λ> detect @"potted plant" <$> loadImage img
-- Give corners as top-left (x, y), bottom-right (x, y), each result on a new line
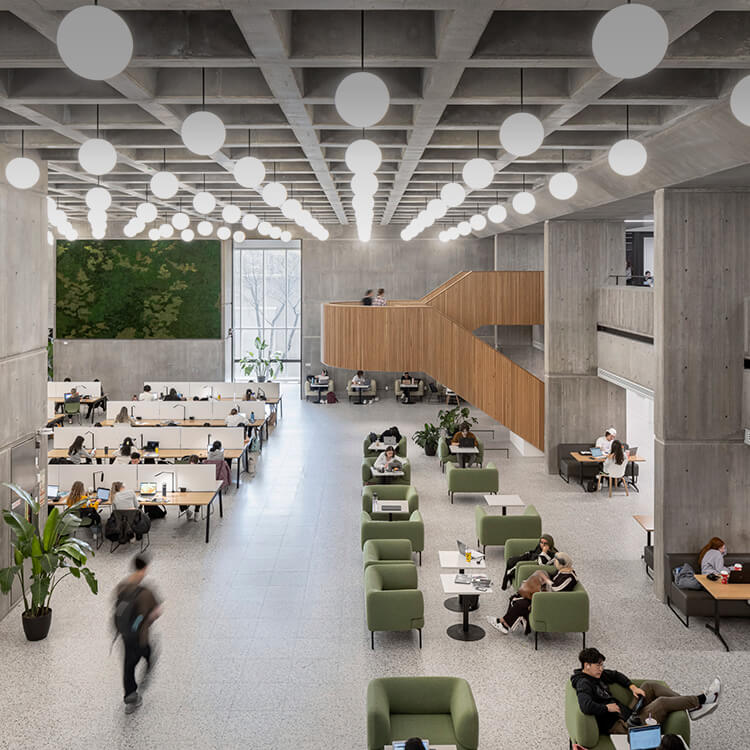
top-left (437, 406), bottom-right (478, 438)
top-left (0, 483), bottom-right (98, 641)
top-left (237, 335), bottom-right (284, 382)
top-left (412, 423), bottom-right (440, 456)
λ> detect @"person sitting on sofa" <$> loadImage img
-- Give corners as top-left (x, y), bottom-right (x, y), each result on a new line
top-left (373, 446), bottom-right (402, 473)
top-left (595, 427), bottom-right (617, 454)
top-left (501, 534), bottom-right (557, 590)
top-left (699, 537), bottom-right (727, 575)
top-left (451, 422), bottom-right (479, 466)
top-left (570, 646), bottom-right (720, 736)
top-left (487, 552), bottom-right (577, 635)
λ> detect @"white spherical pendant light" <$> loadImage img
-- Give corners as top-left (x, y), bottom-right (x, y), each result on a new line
top-left (78, 138), bottom-right (117, 175)
top-left (56, 5), bottom-right (133, 81)
top-left (730, 75), bottom-right (750, 126)
top-left (317, 227), bottom-right (329, 242)
top-left (270, 226), bottom-right (282, 239)
top-left (462, 158), bottom-right (494, 190)
top-left (258, 221), bottom-right (272, 236)
top-left (131, 218), bottom-right (145, 234)
top-left (87, 209), bottom-right (107, 226)
top-left (487, 204), bottom-right (507, 224)
top-left (351, 173), bottom-right (378, 196)
top-left (233, 156), bottom-right (265, 188)
top-left (280, 230), bottom-right (292, 243)
top-left (197, 220), bottom-right (213, 237)
top-left (181, 111), bottom-right (226, 156)
top-left (447, 227), bottom-right (460, 241)
top-left (193, 191), bottom-right (216, 215)
top-left (5, 157), bottom-right (40, 190)
top-left (457, 221), bottom-right (471, 237)
top-left (85, 186), bottom-right (112, 211)
top-left (159, 223), bottom-right (174, 239)
top-left (171, 212), bottom-right (190, 231)
top-left (92, 227), bottom-right (106, 240)
top-left (549, 172), bottom-right (579, 200)
top-left (148, 228), bottom-right (160, 241)
top-left (217, 226), bottom-right (231, 240)
top-left (242, 213), bottom-right (259, 231)
top-left (335, 72), bottom-right (390, 128)
top-left (440, 182), bottom-right (466, 208)
top-left (65, 228), bottom-right (78, 241)
top-left (262, 182), bottom-right (287, 207)
top-left (181, 228), bottom-right (195, 243)
top-left (439, 231), bottom-right (450, 243)
top-left (427, 198), bottom-right (448, 220)
top-left (281, 199), bottom-right (301, 220)
top-left (233, 230), bottom-right (246, 243)
top-left (400, 228), bottom-right (412, 242)
top-left (353, 194), bottom-right (374, 213)
top-left (222, 204), bottom-right (241, 224)
top-left (123, 223), bottom-right (136, 238)
top-left (150, 171), bottom-right (179, 200)
top-left (499, 112), bottom-right (545, 157)
top-left (469, 213), bottom-right (487, 231)
top-left (512, 191), bottom-right (536, 215)
top-left (136, 201), bottom-right (158, 224)
top-left (608, 139), bottom-right (647, 176)
top-left (345, 139), bottom-right (382, 173)
top-left (593, 4), bottom-right (668, 79)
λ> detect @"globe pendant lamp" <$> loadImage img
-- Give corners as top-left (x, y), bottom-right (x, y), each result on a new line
top-left (270, 226), bottom-right (282, 239)
top-left (5, 132), bottom-right (40, 190)
top-left (233, 230), bottom-right (246, 243)
top-left (197, 220), bottom-right (213, 237)
top-left (78, 105), bottom-right (117, 175)
top-left (242, 213), bottom-right (259, 231)
top-left (440, 163), bottom-right (466, 208)
top-left (487, 203), bottom-right (507, 224)
top-left (500, 71), bottom-right (544, 157)
top-left (148, 228), bottom-right (160, 241)
top-left (171, 209), bottom-right (190, 231)
top-left (262, 182), bottom-right (287, 208)
top-left (730, 75), bottom-right (750, 126)
top-left (462, 132), bottom-right (494, 190)
top-left (281, 230), bottom-right (292, 242)
top-left (593, 4), bottom-right (668, 79)
top-left (281, 198), bottom-right (302, 220)
top-left (457, 220), bottom-right (471, 237)
top-left (548, 149), bottom-right (579, 200)
top-left (608, 107), bottom-right (647, 176)
top-left (222, 194), bottom-right (241, 225)
top-left (182, 69), bottom-right (226, 156)
top-left (351, 172), bottom-right (378, 197)
top-left (512, 175), bottom-right (536, 215)
top-left (234, 130), bottom-right (266, 188)
top-left (181, 228), bottom-right (194, 242)
top-left (193, 175), bottom-right (216, 214)
top-left (56, 5), bottom-right (133, 81)
top-left (150, 149), bottom-right (179, 199)
top-left (159, 223), bottom-right (174, 239)
top-left (136, 187), bottom-right (158, 224)
top-left (469, 212), bottom-right (487, 231)
top-left (334, 12), bottom-right (389, 128)
top-left (345, 139), bottom-right (382, 174)
top-left (427, 197), bottom-right (447, 220)
top-left (217, 226), bottom-right (231, 240)
top-left (86, 185), bottom-right (112, 211)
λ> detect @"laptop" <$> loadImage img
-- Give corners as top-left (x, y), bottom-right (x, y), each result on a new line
top-left (628, 724), bottom-right (661, 749)
top-left (383, 435), bottom-right (397, 445)
top-left (458, 436), bottom-right (475, 448)
top-left (391, 741), bottom-right (428, 750)
top-left (47, 484), bottom-right (59, 501)
top-left (728, 567), bottom-right (750, 583)
top-left (63, 393), bottom-right (72, 402)
top-left (139, 481), bottom-right (157, 496)
top-left (629, 446), bottom-right (639, 458)
top-left (591, 447), bottom-right (603, 458)
top-left (145, 440), bottom-right (159, 451)
top-left (456, 540), bottom-right (484, 561)
top-left (96, 487), bottom-right (110, 503)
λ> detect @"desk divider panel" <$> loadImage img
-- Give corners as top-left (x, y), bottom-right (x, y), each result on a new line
top-left (159, 401), bottom-right (213, 420)
top-left (49, 464), bottom-right (138, 493)
top-left (47, 382), bottom-right (102, 398)
top-left (179, 426), bottom-right (244, 450)
top-left (137, 464), bottom-right (218, 492)
top-left (147, 381), bottom-right (280, 399)
top-left (105, 401), bottom-right (161, 420)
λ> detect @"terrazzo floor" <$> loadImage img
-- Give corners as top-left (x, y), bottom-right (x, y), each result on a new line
top-left (0, 387), bottom-right (746, 749)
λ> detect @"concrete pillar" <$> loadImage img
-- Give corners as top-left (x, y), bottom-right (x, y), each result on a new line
top-left (544, 220), bottom-right (627, 473)
top-left (653, 189), bottom-right (750, 598)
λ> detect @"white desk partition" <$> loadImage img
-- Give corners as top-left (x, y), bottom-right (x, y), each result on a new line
top-left (48, 464), bottom-right (138, 494)
top-left (105, 401), bottom-right (161, 420)
top-left (211, 401), bottom-right (247, 419)
top-left (161, 401), bottom-right (213, 420)
top-left (137, 464), bottom-right (219, 492)
top-left (48, 382), bottom-right (102, 398)
top-left (54, 425), bottom-right (242, 451)
top-left (179, 426), bottom-right (244, 450)
top-left (146, 381), bottom-right (280, 400)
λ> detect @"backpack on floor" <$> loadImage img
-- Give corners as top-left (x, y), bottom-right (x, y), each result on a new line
top-left (144, 504), bottom-right (166, 520)
top-left (326, 391), bottom-right (338, 403)
top-left (586, 478), bottom-right (599, 493)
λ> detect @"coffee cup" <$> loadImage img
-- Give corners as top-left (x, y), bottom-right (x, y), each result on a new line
top-left (733, 563), bottom-right (742, 571)
top-left (720, 569), bottom-right (729, 584)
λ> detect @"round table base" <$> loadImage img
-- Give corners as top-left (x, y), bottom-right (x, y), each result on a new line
top-left (447, 623), bottom-right (485, 641)
top-left (444, 596), bottom-right (479, 613)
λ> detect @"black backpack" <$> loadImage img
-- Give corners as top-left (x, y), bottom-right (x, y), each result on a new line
top-left (114, 585), bottom-right (144, 645)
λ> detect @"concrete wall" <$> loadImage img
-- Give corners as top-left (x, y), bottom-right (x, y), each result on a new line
top-left (302, 225), bottom-right (493, 391)
top-left (494, 233), bottom-right (543, 271)
top-left (0, 145), bottom-right (48, 621)
top-left (597, 332), bottom-right (655, 392)
top-left (597, 286), bottom-right (654, 337)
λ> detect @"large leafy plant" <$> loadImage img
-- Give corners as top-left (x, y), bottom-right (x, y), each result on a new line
top-left (238, 335), bottom-right (284, 381)
top-left (412, 422), bottom-right (440, 451)
top-left (0, 483), bottom-right (98, 617)
top-left (437, 406), bottom-right (478, 437)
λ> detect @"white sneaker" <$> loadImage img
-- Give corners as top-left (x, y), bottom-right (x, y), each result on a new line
top-left (486, 616), bottom-right (508, 634)
top-left (186, 509), bottom-right (193, 521)
top-left (510, 617), bottom-right (526, 633)
top-left (374, 397), bottom-right (380, 402)
top-left (689, 677), bottom-right (720, 721)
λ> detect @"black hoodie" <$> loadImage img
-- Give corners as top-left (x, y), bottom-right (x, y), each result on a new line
top-left (570, 668), bottom-right (633, 734)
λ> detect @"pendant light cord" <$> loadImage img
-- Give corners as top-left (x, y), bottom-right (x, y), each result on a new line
top-left (476, 130), bottom-right (480, 158)
top-left (96, 104), bottom-right (100, 139)
top-left (361, 10), bottom-right (365, 69)
top-left (626, 105), bottom-right (630, 139)
top-left (163, 147), bottom-right (166, 171)
top-left (561, 148), bottom-right (566, 172)
top-left (202, 68), bottom-right (206, 109)
top-left (520, 69), bottom-right (524, 111)
top-left (20, 130), bottom-right (24, 156)
top-left (248, 129), bottom-right (252, 156)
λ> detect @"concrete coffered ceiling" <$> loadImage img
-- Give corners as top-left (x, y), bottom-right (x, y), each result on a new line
top-left (1, 0), bottom-right (750, 233)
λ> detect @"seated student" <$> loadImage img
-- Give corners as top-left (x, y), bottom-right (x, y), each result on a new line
top-left (207, 440), bottom-right (224, 462)
top-left (129, 452), bottom-right (141, 465)
top-left (316, 368), bottom-right (330, 383)
top-left (352, 370), bottom-right (368, 386)
top-left (113, 439), bottom-right (134, 465)
top-left (114, 406), bottom-right (132, 424)
top-left (373, 446), bottom-right (402, 473)
top-left (373, 288), bottom-right (387, 306)
top-left (404, 740), bottom-right (425, 750)
top-left (451, 422), bottom-right (479, 466)
top-left (501, 534), bottom-right (557, 590)
top-left (570, 647), bottom-right (720, 736)
top-left (699, 537), bottom-right (727, 575)
top-left (487, 552), bottom-right (577, 635)
top-left (595, 428), bottom-right (617, 454)
top-left (598, 439), bottom-right (628, 488)
top-left (659, 736), bottom-right (688, 750)
top-left (67, 387), bottom-right (81, 403)
top-left (111, 481), bottom-right (139, 510)
top-left (400, 371), bottom-right (413, 384)
top-left (163, 387), bottom-right (182, 401)
top-left (225, 408), bottom-right (247, 427)
top-left (67, 435), bottom-right (95, 464)
top-left (138, 385), bottom-right (158, 401)
top-left (64, 481), bottom-right (102, 540)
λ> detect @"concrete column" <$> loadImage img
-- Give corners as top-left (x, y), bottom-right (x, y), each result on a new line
top-left (544, 220), bottom-right (627, 473)
top-left (653, 189), bottom-right (750, 598)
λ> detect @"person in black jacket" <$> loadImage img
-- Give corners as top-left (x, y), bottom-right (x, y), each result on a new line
top-left (570, 647), bottom-right (721, 736)
top-left (501, 533), bottom-right (557, 590)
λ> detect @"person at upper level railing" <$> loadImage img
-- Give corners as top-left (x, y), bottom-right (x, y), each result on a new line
top-left (372, 288), bottom-right (387, 306)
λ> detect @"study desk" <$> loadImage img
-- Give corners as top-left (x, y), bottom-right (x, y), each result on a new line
top-left (569, 452), bottom-right (645, 490)
top-left (484, 494), bottom-right (524, 515)
top-left (350, 384), bottom-right (369, 404)
top-left (399, 382), bottom-right (419, 404)
top-left (309, 382), bottom-right (329, 403)
top-left (449, 444), bottom-right (479, 467)
top-left (695, 574), bottom-right (750, 652)
top-left (370, 467), bottom-right (405, 483)
top-left (100, 417), bottom-right (268, 443)
top-left (440, 573), bottom-right (492, 641)
top-left (633, 514), bottom-right (655, 579)
top-left (439, 551), bottom-right (486, 613)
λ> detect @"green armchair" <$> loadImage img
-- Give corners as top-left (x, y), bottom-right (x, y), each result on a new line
top-left (362, 485), bottom-right (419, 521)
top-left (362, 457), bottom-right (411, 486)
top-left (367, 676), bottom-right (479, 750)
top-left (504, 538), bottom-right (556, 588)
top-left (363, 434), bottom-right (407, 458)
top-left (363, 539), bottom-right (414, 569)
top-left (565, 678), bottom-right (691, 750)
top-left (446, 461), bottom-right (498, 503)
top-left (475, 504), bottom-right (542, 552)
top-left (438, 437), bottom-right (456, 472)
top-left (365, 563), bottom-right (424, 649)
top-left (361, 510), bottom-right (424, 564)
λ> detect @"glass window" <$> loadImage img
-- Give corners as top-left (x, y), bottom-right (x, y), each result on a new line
top-left (232, 240), bottom-right (302, 383)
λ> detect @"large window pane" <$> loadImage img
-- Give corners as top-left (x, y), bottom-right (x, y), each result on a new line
top-left (240, 249), bottom-right (264, 328)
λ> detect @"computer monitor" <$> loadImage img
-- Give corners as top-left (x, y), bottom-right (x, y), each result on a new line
top-left (63, 393), bottom-right (72, 401)
top-left (139, 482), bottom-right (157, 496)
top-left (96, 487), bottom-right (110, 503)
top-left (629, 724), bottom-right (662, 750)
top-left (392, 742), bottom-right (429, 750)
top-left (145, 440), bottom-right (159, 451)
top-left (47, 484), bottom-right (59, 500)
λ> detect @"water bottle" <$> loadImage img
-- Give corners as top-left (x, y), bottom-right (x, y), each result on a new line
top-left (373, 491), bottom-right (379, 513)
top-left (250, 411), bottom-right (255, 422)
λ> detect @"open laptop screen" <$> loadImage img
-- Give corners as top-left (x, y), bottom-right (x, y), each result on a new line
top-left (629, 725), bottom-right (661, 750)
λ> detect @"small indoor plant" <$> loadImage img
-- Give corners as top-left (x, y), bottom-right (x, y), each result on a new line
top-left (238, 335), bottom-right (284, 382)
top-left (438, 406), bottom-right (478, 438)
top-left (0, 483), bottom-right (98, 641)
top-left (412, 422), bottom-right (441, 456)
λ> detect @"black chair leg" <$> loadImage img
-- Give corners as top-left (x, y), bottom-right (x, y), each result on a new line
top-left (534, 631), bottom-right (538, 650)
top-left (418, 551), bottom-right (421, 566)
top-left (582, 632), bottom-right (586, 648)
top-left (371, 631), bottom-right (374, 650)
top-left (418, 629), bottom-right (422, 649)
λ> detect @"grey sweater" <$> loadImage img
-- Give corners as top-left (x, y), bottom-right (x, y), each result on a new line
top-left (701, 548), bottom-right (725, 575)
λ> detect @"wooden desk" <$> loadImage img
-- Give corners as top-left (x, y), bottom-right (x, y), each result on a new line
top-left (695, 574), bottom-right (750, 651)
top-left (569, 452), bottom-right (645, 490)
top-left (633, 514), bottom-right (654, 547)
top-left (101, 419), bottom-right (228, 427)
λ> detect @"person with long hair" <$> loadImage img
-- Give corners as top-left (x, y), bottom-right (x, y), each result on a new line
top-left (501, 534), bottom-right (557, 590)
top-left (67, 435), bottom-right (95, 464)
top-left (111, 481), bottom-right (139, 510)
top-left (602, 439), bottom-right (626, 473)
top-left (115, 406), bottom-right (131, 424)
top-left (113, 438), bottom-right (134, 465)
top-left (698, 537), bottom-right (727, 575)
top-left (64, 480), bottom-right (102, 540)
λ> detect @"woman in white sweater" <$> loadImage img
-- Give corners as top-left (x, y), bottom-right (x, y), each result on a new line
top-left (699, 537), bottom-right (727, 575)
top-left (111, 481), bottom-right (139, 510)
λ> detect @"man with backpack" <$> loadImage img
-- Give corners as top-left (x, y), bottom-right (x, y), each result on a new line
top-left (114, 554), bottom-right (162, 713)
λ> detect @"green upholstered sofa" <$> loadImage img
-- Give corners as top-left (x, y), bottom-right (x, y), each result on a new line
top-left (565, 678), bottom-right (691, 749)
top-left (438, 437), bottom-right (484, 471)
top-left (361, 510), bottom-right (424, 564)
top-left (304, 378), bottom-right (334, 401)
top-left (363, 434), bottom-right (407, 458)
top-left (347, 377), bottom-right (377, 401)
top-left (363, 539), bottom-right (414, 569)
top-left (364, 563), bottom-right (424, 649)
top-left (362, 485), bottom-right (419, 521)
top-left (367, 676), bottom-right (479, 750)
top-left (362, 456), bottom-right (412, 486)
top-left (445, 461), bottom-right (498, 503)
top-left (394, 379), bottom-right (425, 401)
top-left (475, 504), bottom-right (542, 552)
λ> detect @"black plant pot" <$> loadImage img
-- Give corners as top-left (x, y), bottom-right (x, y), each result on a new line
top-left (257, 375), bottom-right (267, 382)
top-left (22, 608), bottom-right (52, 641)
top-left (424, 442), bottom-right (438, 457)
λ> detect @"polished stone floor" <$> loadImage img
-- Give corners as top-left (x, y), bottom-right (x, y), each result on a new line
top-left (0, 387), bottom-right (745, 749)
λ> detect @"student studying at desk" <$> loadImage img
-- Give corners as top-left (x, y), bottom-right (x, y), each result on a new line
top-left (595, 428), bottom-right (617, 455)
top-left (451, 422), bottom-right (479, 467)
top-left (67, 435), bottom-right (95, 464)
top-left (138, 385), bottom-right (158, 401)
